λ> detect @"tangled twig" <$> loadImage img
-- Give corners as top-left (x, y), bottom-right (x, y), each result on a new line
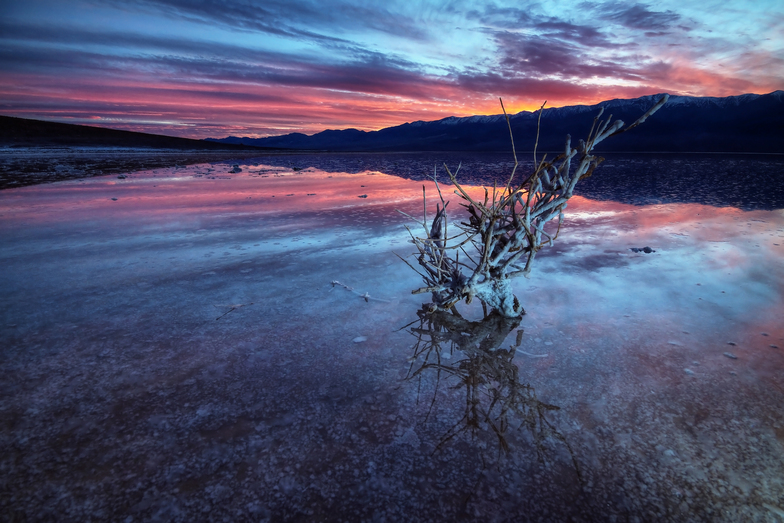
top-left (330, 280), bottom-right (390, 303)
top-left (400, 95), bottom-right (669, 317)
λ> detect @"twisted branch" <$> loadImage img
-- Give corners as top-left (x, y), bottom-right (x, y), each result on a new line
top-left (399, 95), bottom-right (669, 317)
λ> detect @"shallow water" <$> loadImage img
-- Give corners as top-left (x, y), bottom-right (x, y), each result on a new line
top-left (236, 151), bottom-right (784, 210)
top-left (1, 160), bottom-right (783, 521)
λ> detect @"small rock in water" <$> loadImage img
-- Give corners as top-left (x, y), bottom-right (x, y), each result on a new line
top-left (761, 332), bottom-right (769, 336)
top-left (684, 368), bottom-right (695, 375)
top-left (111, 197), bottom-right (118, 201)
top-left (630, 246), bottom-right (655, 253)
top-left (352, 336), bottom-right (367, 343)
top-left (727, 341), bottom-right (737, 346)
top-left (770, 345), bottom-right (779, 349)
top-left (117, 174), bottom-right (127, 179)
top-left (358, 194), bottom-right (368, 198)
top-left (229, 165), bottom-right (242, 173)
top-left (723, 352), bottom-right (738, 360)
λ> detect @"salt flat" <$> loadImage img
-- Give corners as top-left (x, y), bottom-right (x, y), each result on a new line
top-left (1, 161), bottom-right (783, 521)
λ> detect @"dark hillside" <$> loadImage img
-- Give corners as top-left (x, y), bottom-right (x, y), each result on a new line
top-left (0, 116), bottom-right (283, 189)
top-left (0, 115), bottom-right (270, 150)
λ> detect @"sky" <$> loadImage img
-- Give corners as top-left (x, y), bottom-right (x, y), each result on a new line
top-left (1, 0), bottom-right (782, 139)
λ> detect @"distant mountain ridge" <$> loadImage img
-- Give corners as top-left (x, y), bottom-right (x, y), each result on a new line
top-left (208, 91), bottom-right (784, 153)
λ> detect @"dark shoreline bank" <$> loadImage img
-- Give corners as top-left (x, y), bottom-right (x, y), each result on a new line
top-left (0, 147), bottom-right (278, 190)
top-left (0, 115), bottom-right (283, 190)
top-left (3, 149), bottom-right (782, 212)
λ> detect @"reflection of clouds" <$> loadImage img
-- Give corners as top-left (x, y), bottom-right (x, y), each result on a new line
top-left (3, 163), bottom-right (781, 342)
top-left (567, 210), bottom-right (622, 220)
top-left (499, 194), bottom-right (784, 351)
top-left (2, 154), bottom-right (783, 520)
top-left (0, 164), bottom-right (429, 226)
top-left (563, 197), bottom-right (783, 249)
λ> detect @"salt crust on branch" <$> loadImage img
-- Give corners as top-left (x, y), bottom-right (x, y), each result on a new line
top-left (399, 95), bottom-right (669, 318)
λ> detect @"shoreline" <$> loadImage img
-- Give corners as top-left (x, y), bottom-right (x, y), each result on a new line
top-left (0, 147), bottom-right (279, 190)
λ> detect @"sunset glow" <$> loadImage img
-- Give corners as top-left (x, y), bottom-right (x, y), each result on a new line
top-left (1, 0), bottom-right (782, 138)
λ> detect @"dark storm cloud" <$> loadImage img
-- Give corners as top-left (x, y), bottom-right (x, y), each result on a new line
top-left (0, 22), bottom-right (297, 67)
top-left (533, 20), bottom-right (612, 46)
top-left (488, 30), bottom-right (643, 81)
top-left (0, 21), bottom-right (438, 99)
top-left (588, 2), bottom-right (681, 30)
top-left (1, 28), bottom-right (641, 109)
top-left (466, 4), bottom-right (612, 46)
top-left (0, 19), bottom-right (429, 86)
top-left (460, 4), bottom-right (663, 93)
top-left (101, 0), bottom-right (430, 42)
top-left (470, 6), bottom-right (619, 51)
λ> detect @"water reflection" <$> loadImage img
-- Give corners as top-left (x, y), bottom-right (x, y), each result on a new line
top-left (2, 160), bottom-right (783, 520)
top-left (403, 304), bottom-right (580, 477)
top-left (239, 152), bottom-right (784, 211)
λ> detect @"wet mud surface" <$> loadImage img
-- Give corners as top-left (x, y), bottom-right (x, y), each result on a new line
top-left (0, 148), bottom-right (274, 190)
top-left (1, 162), bottom-right (784, 521)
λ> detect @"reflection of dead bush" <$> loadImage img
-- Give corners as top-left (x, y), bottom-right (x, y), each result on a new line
top-left (399, 95), bottom-right (668, 317)
top-left (404, 305), bottom-right (578, 472)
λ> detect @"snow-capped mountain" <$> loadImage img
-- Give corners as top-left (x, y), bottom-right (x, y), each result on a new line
top-left (208, 91), bottom-right (784, 153)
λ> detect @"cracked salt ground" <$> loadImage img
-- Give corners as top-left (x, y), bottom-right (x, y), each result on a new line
top-left (1, 161), bottom-right (784, 521)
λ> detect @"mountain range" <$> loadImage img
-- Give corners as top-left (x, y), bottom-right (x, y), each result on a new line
top-left (208, 91), bottom-right (784, 153)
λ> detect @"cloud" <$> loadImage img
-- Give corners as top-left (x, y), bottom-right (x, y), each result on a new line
top-left (489, 30), bottom-right (642, 80)
top-left (104, 0), bottom-right (431, 42)
top-left (1, 1), bottom-right (782, 138)
top-left (0, 18), bottom-right (471, 137)
top-left (0, 21), bottom-right (442, 99)
top-left (589, 2), bottom-right (681, 30)
top-left (1, 23), bottom-right (633, 117)
top-left (532, 19), bottom-right (613, 45)
top-left (468, 6), bottom-right (613, 46)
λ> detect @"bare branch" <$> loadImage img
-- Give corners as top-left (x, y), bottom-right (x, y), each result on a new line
top-left (397, 95), bottom-right (667, 317)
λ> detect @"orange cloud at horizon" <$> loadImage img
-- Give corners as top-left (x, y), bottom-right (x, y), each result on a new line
top-left (3, 66), bottom-right (779, 140)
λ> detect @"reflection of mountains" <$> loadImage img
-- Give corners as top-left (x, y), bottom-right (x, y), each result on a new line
top-left (578, 154), bottom-right (784, 211)
top-left (404, 305), bottom-right (578, 474)
top-left (253, 152), bottom-right (784, 211)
